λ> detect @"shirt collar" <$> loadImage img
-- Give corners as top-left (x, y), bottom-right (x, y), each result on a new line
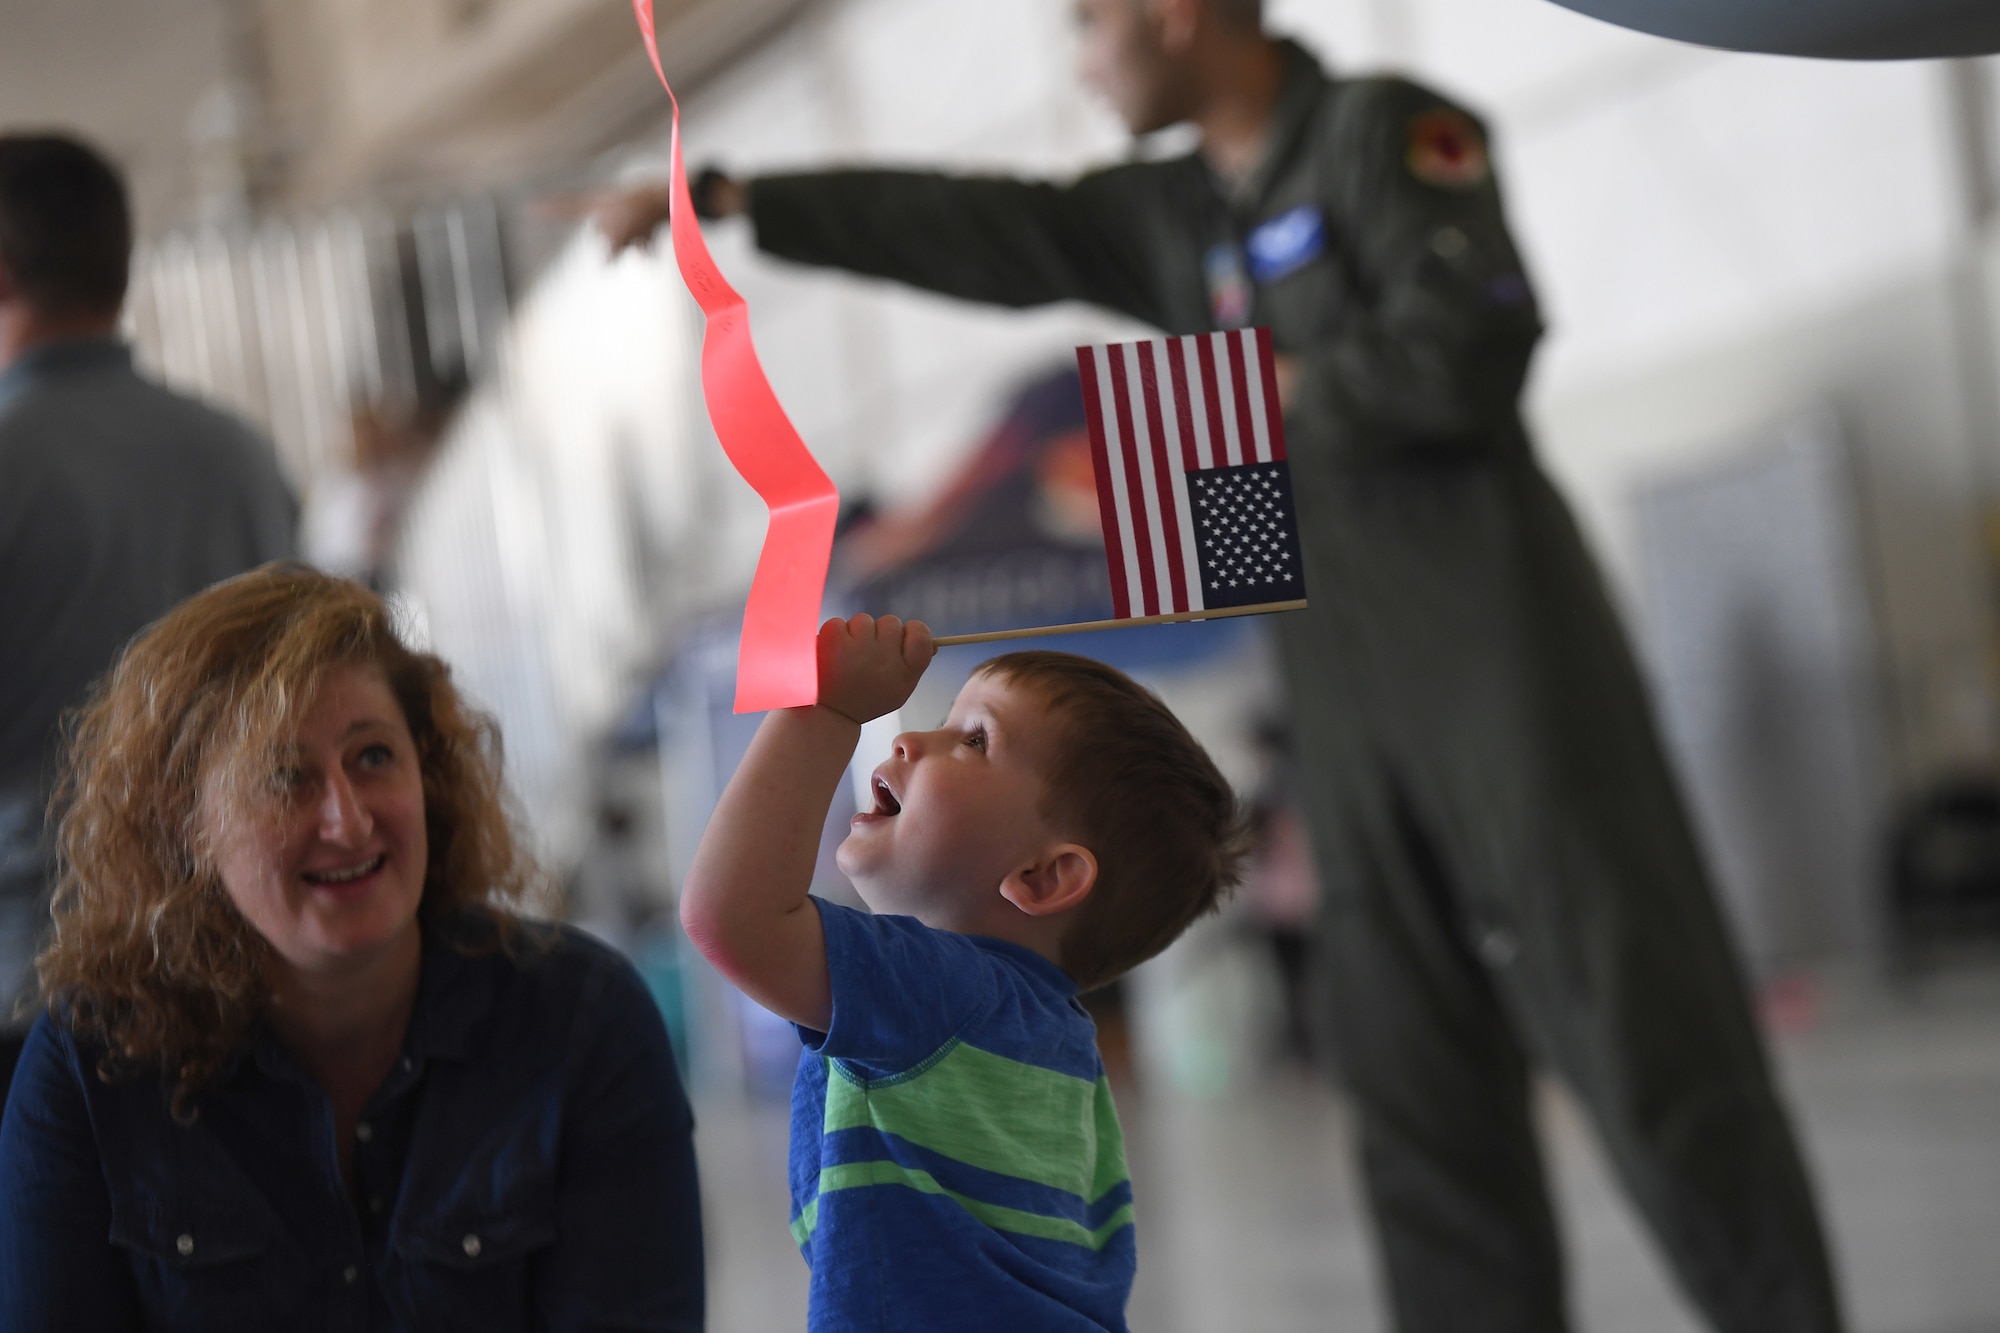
top-left (235, 910), bottom-right (504, 1084)
top-left (0, 336), bottom-right (133, 410)
top-left (1216, 38), bottom-right (1331, 211)
top-left (399, 910), bottom-right (504, 1064)
top-left (969, 934), bottom-right (1080, 997)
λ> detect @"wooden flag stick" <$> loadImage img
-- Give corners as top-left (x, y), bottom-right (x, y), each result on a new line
top-left (932, 600), bottom-right (1307, 648)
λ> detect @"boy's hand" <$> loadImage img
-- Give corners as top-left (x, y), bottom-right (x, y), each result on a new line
top-left (816, 614), bottom-right (934, 725)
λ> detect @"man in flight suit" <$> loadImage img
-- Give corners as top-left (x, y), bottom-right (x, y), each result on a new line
top-left (593, 1), bottom-right (1846, 1327)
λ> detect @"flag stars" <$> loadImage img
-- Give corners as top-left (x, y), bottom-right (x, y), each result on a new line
top-left (1177, 461), bottom-right (1301, 607)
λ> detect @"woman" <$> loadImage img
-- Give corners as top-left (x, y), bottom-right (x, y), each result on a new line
top-left (0, 565), bottom-right (704, 1331)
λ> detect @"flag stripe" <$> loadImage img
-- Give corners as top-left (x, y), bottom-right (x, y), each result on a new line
top-left (1226, 331), bottom-right (1261, 465)
top-left (1079, 346), bottom-right (1135, 620)
top-left (1254, 327), bottom-right (1289, 462)
top-left (1137, 341), bottom-right (1194, 614)
top-left (1165, 337), bottom-right (1202, 472)
top-left (1128, 340), bottom-right (1168, 616)
top-left (1177, 336), bottom-right (1217, 471)
top-left (1208, 333), bottom-right (1244, 466)
top-left (1104, 344), bottom-right (1147, 618)
top-left (1242, 330), bottom-right (1274, 464)
top-left (1107, 346), bottom-right (1161, 616)
top-left (1164, 340), bottom-right (1207, 613)
top-left (1193, 333), bottom-right (1224, 466)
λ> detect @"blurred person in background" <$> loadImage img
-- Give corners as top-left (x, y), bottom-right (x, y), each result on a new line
top-left (302, 382), bottom-right (465, 592)
top-left (1243, 717), bottom-right (1320, 1070)
top-left (589, 1), bottom-right (1845, 1330)
top-left (0, 133), bottom-right (297, 1021)
top-left (0, 565), bottom-right (705, 1331)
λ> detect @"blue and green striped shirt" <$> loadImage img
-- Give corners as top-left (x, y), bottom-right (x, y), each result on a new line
top-left (791, 900), bottom-right (1135, 1332)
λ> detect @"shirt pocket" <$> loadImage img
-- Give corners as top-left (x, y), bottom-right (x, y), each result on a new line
top-left (107, 1207), bottom-right (278, 1332)
top-left (391, 1195), bottom-right (557, 1329)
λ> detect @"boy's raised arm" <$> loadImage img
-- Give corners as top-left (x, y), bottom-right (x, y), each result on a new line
top-left (679, 614), bottom-right (934, 1032)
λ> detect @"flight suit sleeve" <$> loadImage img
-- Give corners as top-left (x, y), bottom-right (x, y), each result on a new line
top-left (747, 165), bottom-right (1182, 330)
top-left (1292, 79), bottom-right (1543, 446)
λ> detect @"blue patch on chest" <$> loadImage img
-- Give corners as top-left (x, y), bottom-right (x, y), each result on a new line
top-left (1245, 205), bottom-right (1327, 283)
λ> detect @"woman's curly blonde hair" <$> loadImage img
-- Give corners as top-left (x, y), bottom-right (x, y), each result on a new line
top-left (37, 563), bottom-right (547, 1117)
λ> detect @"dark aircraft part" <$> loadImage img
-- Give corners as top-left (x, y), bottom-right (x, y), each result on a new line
top-left (1546, 0), bottom-right (2000, 60)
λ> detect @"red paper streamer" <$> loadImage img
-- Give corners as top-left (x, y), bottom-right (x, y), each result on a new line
top-left (634, 0), bottom-right (839, 712)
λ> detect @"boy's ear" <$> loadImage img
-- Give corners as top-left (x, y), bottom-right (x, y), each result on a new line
top-left (1000, 844), bottom-right (1097, 918)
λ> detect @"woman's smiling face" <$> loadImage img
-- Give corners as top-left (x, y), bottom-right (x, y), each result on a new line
top-left (204, 662), bottom-right (429, 980)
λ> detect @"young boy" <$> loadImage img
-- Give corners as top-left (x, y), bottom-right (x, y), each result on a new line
top-left (681, 614), bottom-right (1249, 1332)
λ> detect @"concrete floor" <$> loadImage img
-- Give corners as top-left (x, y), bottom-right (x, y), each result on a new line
top-left (692, 960), bottom-right (2000, 1332)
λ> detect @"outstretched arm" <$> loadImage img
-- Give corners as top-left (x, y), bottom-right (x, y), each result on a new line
top-left (679, 614), bottom-right (934, 1031)
top-left (746, 166), bottom-right (1181, 327)
top-left (579, 162), bottom-right (1186, 329)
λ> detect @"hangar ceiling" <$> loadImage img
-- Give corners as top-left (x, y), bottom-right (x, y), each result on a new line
top-left (251, 0), bottom-right (814, 203)
top-left (0, 0), bottom-right (812, 227)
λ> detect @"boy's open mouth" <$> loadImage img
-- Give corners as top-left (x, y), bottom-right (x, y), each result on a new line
top-left (870, 775), bottom-right (902, 817)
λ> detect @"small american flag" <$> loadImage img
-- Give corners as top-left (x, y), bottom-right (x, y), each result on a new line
top-left (1077, 328), bottom-right (1307, 619)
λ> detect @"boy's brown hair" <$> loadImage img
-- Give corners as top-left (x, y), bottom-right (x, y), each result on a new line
top-left (975, 651), bottom-right (1251, 991)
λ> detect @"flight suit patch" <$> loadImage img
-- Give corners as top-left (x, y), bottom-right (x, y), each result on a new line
top-left (1205, 242), bottom-right (1253, 328)
top-left (1407, 109), bottom-right (1490, 190)
top-left (1245, 205), bottom-right (1328, 284)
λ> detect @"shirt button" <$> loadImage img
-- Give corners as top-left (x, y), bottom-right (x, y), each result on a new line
top-left (342, 1265), bottom-right (359, 1286)
top-left (462, 1234), bottom-right (482, 1259)
top-left (369, 1196), bottom-right (385, 1214)
top-left (400, 1057), bottom-right (413, 1072)
top-left (1431, 225), bottom-right (1470, 259)
top-left (354, 1121), bottom-right (374, 1144)
top-left (176, 1234), bottom-right (194, 1257)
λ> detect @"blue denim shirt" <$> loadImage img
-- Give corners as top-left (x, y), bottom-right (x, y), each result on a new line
top-left (0, 913), bottom-right (704, 1332)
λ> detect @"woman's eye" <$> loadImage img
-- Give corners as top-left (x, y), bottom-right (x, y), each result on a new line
top-left (268, 765), bottom-right (316, 803)
top-left (357, 743), bottom-right (395, 769)
top-left (964, 727), bottom-right (986, 750)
